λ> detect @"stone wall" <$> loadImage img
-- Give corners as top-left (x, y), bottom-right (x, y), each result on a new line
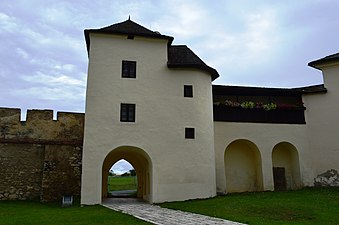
top-left (0, 143), bottom-right (44, 200)
top-left (0, 108), bottom-right (84, 202)
top-left (314, 169), bottom-right (339, 187)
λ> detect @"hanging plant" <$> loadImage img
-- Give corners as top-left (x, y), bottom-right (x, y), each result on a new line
top-left (240, 101), bottom-right (255, 109)
top-left (224, 100), bottom-right (240, 107)
top-left (263, 102), bottom-right (277, 111)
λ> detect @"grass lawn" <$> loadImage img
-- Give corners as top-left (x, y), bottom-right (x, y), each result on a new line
top-left (108, 176), bottom-right (137, 191)
top-left (0, 200), bottom-right (150, 225)
top-left (159, 187), bottom-right (339, 225)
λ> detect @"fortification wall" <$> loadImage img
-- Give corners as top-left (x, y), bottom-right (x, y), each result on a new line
top-left (0, 108), bottom-right (84, 202)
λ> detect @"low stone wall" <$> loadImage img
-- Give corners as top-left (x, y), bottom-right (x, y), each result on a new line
top-left (0, 107), bottom-right (84, 202)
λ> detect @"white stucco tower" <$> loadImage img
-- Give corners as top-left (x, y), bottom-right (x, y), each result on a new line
top-left (81, 19), bottom-right (219, 204)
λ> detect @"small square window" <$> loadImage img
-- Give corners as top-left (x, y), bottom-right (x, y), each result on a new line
top-left (185, 128), bottom-right (195, 139)
top-left (120, 103), bottom-right (135, 122)
top-left (184, 85), bottom-right (193, 97)
top-left (122, 61), bottom-right (136, 78)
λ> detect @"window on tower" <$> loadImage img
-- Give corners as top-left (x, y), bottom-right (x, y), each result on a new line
top-left (185, 127), bottom-right (195, 139)
top-left (184, 85), bottom-right (193, 97)
top-left (120, 103), bottom-right (136, 122)
top-left (122, 60), bottom-right (136, 78)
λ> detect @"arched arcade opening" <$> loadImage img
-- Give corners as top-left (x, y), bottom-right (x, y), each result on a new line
top-left (272, 142), bottom-right (301, 191)
top-left (102, 146), bottom-right (152, 202)
top-left (224, 139), bottom-right (264, 193)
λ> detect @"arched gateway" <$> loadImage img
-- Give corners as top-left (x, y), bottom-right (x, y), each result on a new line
top-left (102, 146), bottom-right (152, 201)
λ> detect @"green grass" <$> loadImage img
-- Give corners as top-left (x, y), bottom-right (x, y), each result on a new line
top-left (108, 176), bottom-right (137, 191)
top-left (159, 187), bottom-right (339, 225)
top-left (2, 188), bottom-right (337, 225)
top-left (0, 200), bottom-right (150, 225)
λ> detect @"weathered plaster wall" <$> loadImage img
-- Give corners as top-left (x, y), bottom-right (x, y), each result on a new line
top-left (0, 108), bottom-right (84, 202)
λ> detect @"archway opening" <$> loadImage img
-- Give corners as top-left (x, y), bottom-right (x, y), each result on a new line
top-left (108, 159), bottom-right (138, 197)
top-left (224, 139), bottom-right (263, 193)
top-left (102, 146), bottom-right (152, 202)
top-left (272, 142), bottom-right (301, 191)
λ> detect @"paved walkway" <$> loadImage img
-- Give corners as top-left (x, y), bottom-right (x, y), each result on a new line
top-left (102, 198), bottom-right (246, 225)
top-left (110, 190), bottom-right (137, 197)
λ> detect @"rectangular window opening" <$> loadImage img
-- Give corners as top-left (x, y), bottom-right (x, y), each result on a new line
top-left (184, 85), bottom-right (193, 97)
top-left (185, 127), bottom-right (195, 139)
top-left (122, 60), bottom-right (136, 78)
top-left (120, 103), bottom-right (135, 122)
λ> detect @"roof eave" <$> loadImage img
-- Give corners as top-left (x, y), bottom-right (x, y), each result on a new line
top-left (84, 29), bottom-right (174, 55)
top-left (167, 63), bottom-right (219, 81)
top-left (308, 54), bottom-right (339, 70)
top-left (212, 85), bottom-right (304, 96)
top-left (297, 84), bottom-right (328, 94)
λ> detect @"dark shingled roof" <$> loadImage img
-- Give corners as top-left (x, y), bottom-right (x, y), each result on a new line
top-left (168, 45), bottom-right (219, 80)
top-left (84, 19), bottom-right (174, 52)
top-left (308, 52), bottom-right (339, 69)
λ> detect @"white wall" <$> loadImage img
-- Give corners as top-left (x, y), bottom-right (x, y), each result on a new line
top-left (81, 33), bottom-right (216, 204)
top-left (214, 122), bottom-right (313, 194)
top-left (303, 62), bottom-right (339, 177)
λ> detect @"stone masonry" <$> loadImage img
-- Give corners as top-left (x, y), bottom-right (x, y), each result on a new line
top-left (0, 107), bottom-right (84, 202)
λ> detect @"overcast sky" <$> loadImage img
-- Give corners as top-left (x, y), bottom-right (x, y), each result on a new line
top-left (111, 159), bottom-right (134, 175)
top-left (1, 0), bottom-right (339, 118)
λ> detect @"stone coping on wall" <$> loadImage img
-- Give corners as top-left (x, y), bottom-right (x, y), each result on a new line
top-left (0, 107), bottom-right (84, 143)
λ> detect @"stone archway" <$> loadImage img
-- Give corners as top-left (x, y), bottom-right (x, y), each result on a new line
top-left (272, 142), bottom-right (301, 190)
top-left (102, 146), bottom-right (152, 202)
top-left (224, 139), bottom-right (263, 193)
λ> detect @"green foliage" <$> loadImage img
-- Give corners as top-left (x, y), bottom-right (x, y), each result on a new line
top-left (263, 102), bottom-right (277, 111)
top-left (221, 99), bottom-right (281, 111)
top-left (240, 101), bottom-right (255, 109)
top-left (159, 187), bottom-right (339, 225)
top-left (129, 169), bottom-right (136, 176)
top-left (0, 200), bottom-right (150, 225)
top-left (108, 171), bottom-right (115, 176)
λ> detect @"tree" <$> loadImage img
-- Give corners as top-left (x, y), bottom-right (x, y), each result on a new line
top-left (121, 172), bottom-right (130, 177)
top-left (129, 169), bottom-right (136, 176)
top-left (108, 171), bottom-right (115, 176)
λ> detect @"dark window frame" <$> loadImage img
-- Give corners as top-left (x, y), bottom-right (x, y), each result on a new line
top-left (185, 127), bottom-right (195, 139)
top-left (120, 103), bottom-right (136, 122)
top-left (184, 85), bottom-right (193, 97)
top-left (122, 60), bottom-right (136, 78)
